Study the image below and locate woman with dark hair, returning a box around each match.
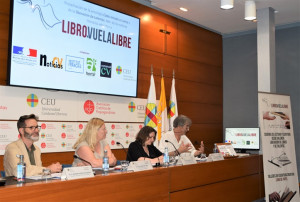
[126,126,163,164]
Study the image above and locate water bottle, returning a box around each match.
[163,147,169,166]
[17,155,26,183]
[213,143,218,153]
[102,150,109,175]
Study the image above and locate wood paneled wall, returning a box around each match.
[0,0,222,168]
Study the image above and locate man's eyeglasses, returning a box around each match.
[22,126,41,131]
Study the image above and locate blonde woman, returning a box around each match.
[72,118,117,167]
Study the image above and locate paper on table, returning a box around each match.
[92,167,114,171]
[26,175,43,180]
[26,173,62,180]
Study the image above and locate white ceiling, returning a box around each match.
[133,0,300,36]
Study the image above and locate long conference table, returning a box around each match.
[0,155,264,201]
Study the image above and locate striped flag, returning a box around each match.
[144,74,157,128]
[168,77,178,130]
[157,76,169,140]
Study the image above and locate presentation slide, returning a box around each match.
[225,128,260,150]
[9,0,140,97]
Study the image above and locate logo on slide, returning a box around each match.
[100,61,112,78]
[61,133,66,139]
[13,46,38,66]
[40,54,63,69]
[83,100,95,114]
[65,55,84,74]
[61,142,66,147]
[41,142,46,149]
[128,102,136,112]
[41,133,45,138]
[26,94,39,107]
[61,124,66,129]
[116,66,122,74]
[86,58,96,76]
[13,46,37,57]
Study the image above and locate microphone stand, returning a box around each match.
[73,155,93,167]
[165,140,181,157]
[116,142,127,158]
[165,140,180,165]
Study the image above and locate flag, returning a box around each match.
[168,77,178,130]
[144,74,157,128]
[157,76,169,140]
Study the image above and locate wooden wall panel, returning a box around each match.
[0,49,8,85]
[0,14,9,49]
[138,49,178,75]
[137,72,172,99]
[177,101,222,124]
[178,20,222,67]
[186,123,223,154]
[176,79,222,104]
[178,58,222,85]
[0,1,10,14]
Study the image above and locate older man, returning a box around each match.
[159,115,205,157]
[4,114,62,176]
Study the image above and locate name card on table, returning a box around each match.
[208,153,224,162]
[180,153,197,165]
[61,166,94,180]
[127,160,153,172]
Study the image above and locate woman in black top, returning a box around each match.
[126,126,163,165]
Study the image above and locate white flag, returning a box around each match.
[168,77,178,130]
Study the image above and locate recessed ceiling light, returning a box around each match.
[179,7,188,12]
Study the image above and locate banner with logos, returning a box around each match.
[258,92,299,202]
[0,85,146,154]
[0,85,146,122]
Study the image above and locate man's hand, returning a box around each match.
[194,141,205,156]
[178,142,192,153]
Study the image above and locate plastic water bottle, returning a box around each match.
[163,147,169,166]
[17,155,26,183]
[213,143,218,153]
[102,150,109,175]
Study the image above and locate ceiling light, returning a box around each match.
[244,0,256,21]
[221,0,234,10]
[179,7,188,12]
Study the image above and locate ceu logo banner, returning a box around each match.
[83,100,95,114]
[116,66,122,74]
[27,94,38,107]
[128,102,136,112]
[61,142,66,147]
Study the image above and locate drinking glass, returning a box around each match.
[42,168,51,182]
[120,160,129,172]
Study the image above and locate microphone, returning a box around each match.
[73,155,93,167]
[116,142,127,156]
[165,140,180,156]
